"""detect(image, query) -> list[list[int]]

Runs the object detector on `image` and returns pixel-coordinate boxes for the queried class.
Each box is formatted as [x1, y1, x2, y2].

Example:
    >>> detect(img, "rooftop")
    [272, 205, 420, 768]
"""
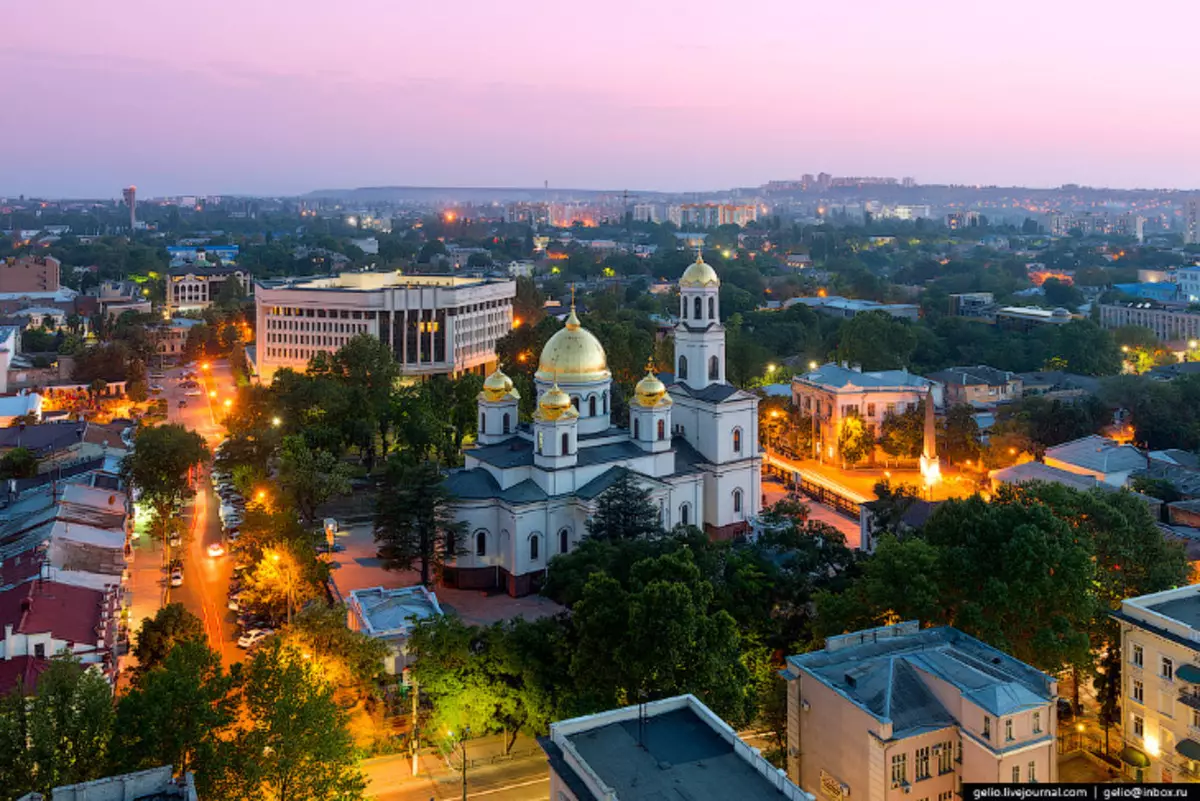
[1044, 435, 1146, 475]
[926, 365, 1016, 388]
[261, 270, 507, 293]
[795, 363, 933, 393]
[989, 461, 1101, 493]
[787, 623, 1054, 736]
[543, 694, 810, 801]
[1115, 584, 1200, 651]
[0, 579, 112, 646]
[348, 585, 443, 639]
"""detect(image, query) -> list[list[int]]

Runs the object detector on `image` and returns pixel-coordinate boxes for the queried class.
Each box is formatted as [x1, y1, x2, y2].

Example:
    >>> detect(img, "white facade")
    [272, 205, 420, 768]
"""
[445, 256, 761, 596]
[167, 266, 250, 312]
[254, 271, 515, 382]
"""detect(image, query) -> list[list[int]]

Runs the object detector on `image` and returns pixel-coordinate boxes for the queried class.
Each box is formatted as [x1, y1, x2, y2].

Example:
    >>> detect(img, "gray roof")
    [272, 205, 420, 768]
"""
[563, 707, 798, 800]
[788, 626, 1054, 735]
[444, 469, 548, 504]
[926, 365, 1015, 388]
[1147, 596, 1200, 631]
[1137, 461, 1200, 498]
[1045, 436, 1146, 475]
[990, 461, 1100, 492]
[795, 364, 932, 392]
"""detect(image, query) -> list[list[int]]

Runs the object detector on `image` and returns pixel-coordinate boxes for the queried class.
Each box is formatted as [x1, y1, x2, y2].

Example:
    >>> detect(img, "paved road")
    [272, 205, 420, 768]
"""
[363, 751, 549, 801]
[127, 359, 242, 666]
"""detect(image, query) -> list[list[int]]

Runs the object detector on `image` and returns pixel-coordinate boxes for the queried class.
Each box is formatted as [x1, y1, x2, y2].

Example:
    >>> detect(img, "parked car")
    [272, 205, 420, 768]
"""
[184, 388, 203, 397]
[237, 629, 272, 649]
[207, 542, 225, 558]
[178, 399, 188, 408]
[170, 567, 184, 587]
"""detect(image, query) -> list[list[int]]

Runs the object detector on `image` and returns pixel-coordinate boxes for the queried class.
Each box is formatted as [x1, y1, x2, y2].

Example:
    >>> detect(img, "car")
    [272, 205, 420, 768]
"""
[178, 399, 188, 408]
[149, 385, 164, 394]
[228, 598, 240, 611]
[207, 542, 226, 558]
[149, 371, 166, 379]
[237, 629, 272, 649]
[184, 388, 203, 397]
[169, 568, 183, 587]
[168, 534, 182, 548]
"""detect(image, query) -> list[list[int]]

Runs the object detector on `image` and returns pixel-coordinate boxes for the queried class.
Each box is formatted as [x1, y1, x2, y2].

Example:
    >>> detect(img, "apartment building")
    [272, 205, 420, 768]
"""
[167, 265, 250, 312]
[783, 622, 1057, 800]
[0, 255, 60, 294]
[1113, 584, 1200, 782]
[1099, 301, 1200, 343]
[540, 694, 812, 801]
[254, 271, 515, 383]
[792, 364, 940, 463]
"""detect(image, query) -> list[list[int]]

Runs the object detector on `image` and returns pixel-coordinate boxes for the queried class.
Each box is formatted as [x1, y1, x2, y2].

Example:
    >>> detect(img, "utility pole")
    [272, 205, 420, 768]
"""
[410, 677, 420, 776]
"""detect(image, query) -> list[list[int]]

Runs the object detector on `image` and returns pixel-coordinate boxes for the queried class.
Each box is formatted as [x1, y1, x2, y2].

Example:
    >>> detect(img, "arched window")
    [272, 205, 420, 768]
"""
[733, 489, 743, 515]
[480, 412, 486, 431]
[561, 432, 570, 454]
[475, 530, 487, 556]
[571, 396, 580, 410]
[559, 528, 569, 554]
[633, 418, 640, 439]
[502, 413, 510, 434]
[657, 419, 665, 440]
[733, 427, 742, 453]
[678, 355, 688, 379]
[681, 297, 688, 319]
[589, 395, 596, 416]
[530, 534, 540, 561]
[537, 431, 544, 454]
[680, 503, 690, 527]
[693, 296, 702, 319]
[708, 296, 715, 319]
[709, 355, 720, 380]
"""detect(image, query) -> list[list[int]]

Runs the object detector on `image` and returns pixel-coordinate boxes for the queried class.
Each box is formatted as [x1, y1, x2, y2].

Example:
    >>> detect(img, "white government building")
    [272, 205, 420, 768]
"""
[444, 255, 761, 596]
[253, 271, 516, 382]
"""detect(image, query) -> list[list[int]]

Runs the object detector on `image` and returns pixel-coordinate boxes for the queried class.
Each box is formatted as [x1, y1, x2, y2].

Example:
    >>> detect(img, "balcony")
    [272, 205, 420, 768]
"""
[1180, 687, 1200, 711]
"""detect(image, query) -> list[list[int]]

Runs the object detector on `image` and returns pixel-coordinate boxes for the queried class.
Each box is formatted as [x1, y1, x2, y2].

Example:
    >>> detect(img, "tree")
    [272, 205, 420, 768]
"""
[122, 424, 207, 570]
[276, 435, 352, 524]
[877, 403, 924, 459]
[938, 404, 982, 464]
[0, 657, 115, 799]
[835, 312, 917, 370]
[114, 640, 234, 777]
[374, 457, 465, 587]
[0, 447, 38, 479]
[132, 603, 206, 677]
[212, 640, 365, 801]
[836, 415, 873, 465]
[284, 603, 390, 691]
[584, 471, 663, 541]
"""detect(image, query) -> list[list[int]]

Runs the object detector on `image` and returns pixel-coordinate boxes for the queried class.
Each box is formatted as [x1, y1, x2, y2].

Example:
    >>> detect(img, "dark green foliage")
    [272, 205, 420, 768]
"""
[584, 471, 664, 541]
[374, 457, 465, 586]
[132, 603, 206, 677]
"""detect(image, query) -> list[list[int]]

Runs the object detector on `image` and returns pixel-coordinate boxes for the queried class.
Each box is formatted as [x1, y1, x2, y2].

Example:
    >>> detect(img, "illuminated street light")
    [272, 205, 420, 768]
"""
[201, 362, 211, 371]
[223, 399, 232, 409]
[767, 363, 776, 372]
[209, 390, 217, 398]
[808, 361, 819, 371]
[271, 416, 282, 428]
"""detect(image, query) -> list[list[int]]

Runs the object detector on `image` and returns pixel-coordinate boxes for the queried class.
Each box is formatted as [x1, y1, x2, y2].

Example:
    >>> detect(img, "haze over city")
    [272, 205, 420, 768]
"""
[7, 0, 1200, 197]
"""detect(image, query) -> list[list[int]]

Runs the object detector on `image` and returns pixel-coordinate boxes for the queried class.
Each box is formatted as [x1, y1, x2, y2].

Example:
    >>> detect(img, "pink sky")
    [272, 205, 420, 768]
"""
[5, 0, 1200, 197]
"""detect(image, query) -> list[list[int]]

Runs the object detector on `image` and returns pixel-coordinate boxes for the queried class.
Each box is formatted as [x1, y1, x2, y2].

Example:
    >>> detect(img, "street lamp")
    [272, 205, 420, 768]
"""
[271, 552, 295, 626]
[223, 398, 232, 409]
[808, 360, 819, 371]
[448, 727, 470, 800]
[271, 416, 282, 428]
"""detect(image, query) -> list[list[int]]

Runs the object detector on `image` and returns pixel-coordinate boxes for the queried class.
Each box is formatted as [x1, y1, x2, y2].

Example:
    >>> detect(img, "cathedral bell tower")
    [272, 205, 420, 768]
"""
[629, 366, 673, 453]
[532, 382, 579, 470]
[477, 368, 520, 445]
[673, 251, 726, 389]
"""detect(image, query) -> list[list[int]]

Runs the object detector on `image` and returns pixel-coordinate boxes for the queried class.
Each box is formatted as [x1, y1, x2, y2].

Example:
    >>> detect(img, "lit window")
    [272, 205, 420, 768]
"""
[890, 753, 907, 788]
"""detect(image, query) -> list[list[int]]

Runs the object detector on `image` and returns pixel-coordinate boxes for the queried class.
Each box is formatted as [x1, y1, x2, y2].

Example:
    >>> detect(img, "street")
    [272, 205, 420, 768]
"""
[362, 740, 549, 801]
[126, 359, 243, 668]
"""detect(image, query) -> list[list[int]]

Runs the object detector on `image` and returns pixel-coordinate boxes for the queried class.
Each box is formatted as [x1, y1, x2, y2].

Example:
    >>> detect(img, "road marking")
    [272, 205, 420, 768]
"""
[467, 776, 548, 797]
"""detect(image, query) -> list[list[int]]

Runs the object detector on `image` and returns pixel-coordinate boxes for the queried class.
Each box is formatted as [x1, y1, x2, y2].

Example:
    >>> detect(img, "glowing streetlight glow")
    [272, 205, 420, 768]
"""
[256, 489, 267, 502]
[767, 363, 777, 372]
[209, 390, 217, 398]
[201, 362, 210, 370]
[223, 399, 232, 409]
[809, 361, 819, 371]
[271, 416, 282, 427]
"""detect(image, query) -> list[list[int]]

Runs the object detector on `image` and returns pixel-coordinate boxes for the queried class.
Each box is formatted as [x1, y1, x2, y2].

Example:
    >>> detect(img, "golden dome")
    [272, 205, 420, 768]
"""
[481, 368, 517, 402]
[634, 370, 671, 407]
[535, 308, 611, 384]
[537, 383, 577, 421]
[679, 253, 720, 288]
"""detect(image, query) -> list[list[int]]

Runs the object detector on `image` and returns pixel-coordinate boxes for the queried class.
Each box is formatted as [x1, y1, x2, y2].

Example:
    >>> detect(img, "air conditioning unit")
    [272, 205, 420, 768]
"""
[801, 699, 811, 712]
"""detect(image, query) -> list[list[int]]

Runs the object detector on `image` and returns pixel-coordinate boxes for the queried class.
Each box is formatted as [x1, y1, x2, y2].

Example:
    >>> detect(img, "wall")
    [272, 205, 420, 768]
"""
[791, 672, 881, 800]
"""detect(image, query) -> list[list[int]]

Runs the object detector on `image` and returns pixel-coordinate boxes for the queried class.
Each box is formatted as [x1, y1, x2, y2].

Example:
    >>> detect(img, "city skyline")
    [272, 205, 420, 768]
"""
[6, 0, 1200, 198]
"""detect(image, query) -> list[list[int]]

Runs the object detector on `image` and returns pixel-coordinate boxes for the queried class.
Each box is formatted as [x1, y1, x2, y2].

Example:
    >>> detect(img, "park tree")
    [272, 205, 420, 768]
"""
[0, 657, 115, 799]
[877, 403, 925, 459]
[132, 603, 206, 677]
[585, 471, 663, 541]
[374, 457, 465, 587]
[209, 640, 366, 801]
[276, 435, 352, 524]
[283, 603, 390, 691]
[836, 415, 873, 465]
[122, 424, 207, 569]
[938, 404, 982, 465]
[114, 640, 234, 777]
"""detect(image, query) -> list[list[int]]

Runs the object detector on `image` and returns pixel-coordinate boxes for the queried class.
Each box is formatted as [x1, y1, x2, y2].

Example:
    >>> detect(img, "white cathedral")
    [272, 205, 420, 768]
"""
[443, 255, 761, 596]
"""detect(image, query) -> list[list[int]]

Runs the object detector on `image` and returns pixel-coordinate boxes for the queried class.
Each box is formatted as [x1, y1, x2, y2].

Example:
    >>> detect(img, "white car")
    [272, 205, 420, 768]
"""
[149, 383, 165, 393]
[184, 387, 204, 397]
[169, 568, 183, 587]
[237, 629, 272, 649]
[207, 542, 226, 558]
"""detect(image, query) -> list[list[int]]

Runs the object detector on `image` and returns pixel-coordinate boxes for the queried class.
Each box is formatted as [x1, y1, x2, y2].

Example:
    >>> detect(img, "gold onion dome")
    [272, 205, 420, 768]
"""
[679, 252, 720, 288]
[538, 383, 577, 421]
[482, 368, 517, 401]
[634, 370, 670, 407]
[535, 307, 611, 384]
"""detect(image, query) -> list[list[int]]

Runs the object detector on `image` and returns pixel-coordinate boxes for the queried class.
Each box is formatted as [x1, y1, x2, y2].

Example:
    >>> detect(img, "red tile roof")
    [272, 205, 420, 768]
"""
[0, 580, 110, 647]
[0, 656, 48, 696]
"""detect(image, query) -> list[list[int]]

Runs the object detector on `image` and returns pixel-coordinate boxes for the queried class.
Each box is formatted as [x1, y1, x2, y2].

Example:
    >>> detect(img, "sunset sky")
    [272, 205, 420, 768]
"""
[6, 0, 1200, 197]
